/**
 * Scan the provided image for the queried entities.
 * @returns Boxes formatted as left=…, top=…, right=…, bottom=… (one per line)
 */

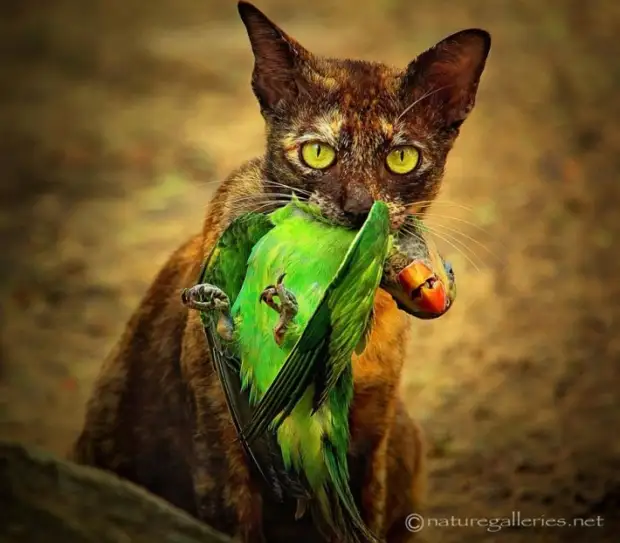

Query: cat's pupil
left=316, top=145, right=322, bottom=158
left=399, top=150, right=405, bottom=162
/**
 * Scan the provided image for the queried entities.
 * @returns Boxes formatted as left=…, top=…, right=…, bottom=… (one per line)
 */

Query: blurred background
left=1, top=0, right=619, bottom=541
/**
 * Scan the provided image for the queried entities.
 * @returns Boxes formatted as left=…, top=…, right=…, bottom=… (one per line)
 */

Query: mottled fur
left=71, top=2, right=490, bottom=542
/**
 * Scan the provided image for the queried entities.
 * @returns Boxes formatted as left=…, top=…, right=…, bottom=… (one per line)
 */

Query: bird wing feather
left=197, top=212, right=309, bottom=500
left=242, top=201, right=391, bottom=442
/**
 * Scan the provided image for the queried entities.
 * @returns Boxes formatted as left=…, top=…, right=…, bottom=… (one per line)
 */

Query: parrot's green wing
left=198, top=212, right=273, bottom=465
left=242, top=201, right=391, bottom=443
left=199, top=213, right=274, bottom=306
left=199, top=212, right=310, bottom=501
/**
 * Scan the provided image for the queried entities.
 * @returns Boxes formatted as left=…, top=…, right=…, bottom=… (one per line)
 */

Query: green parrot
left=182, top=199, right=388, bottom=542
left=181, top=199, right=457, bottom=542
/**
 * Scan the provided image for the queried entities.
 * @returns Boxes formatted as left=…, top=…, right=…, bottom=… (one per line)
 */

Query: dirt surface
left=1, top=1, right=620, bottom=541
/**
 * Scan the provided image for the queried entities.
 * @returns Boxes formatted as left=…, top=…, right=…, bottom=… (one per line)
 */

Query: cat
left=71, top=2, right=490, bottom=542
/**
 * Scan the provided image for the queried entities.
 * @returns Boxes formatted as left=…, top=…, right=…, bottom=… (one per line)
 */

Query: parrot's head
left=383, top=231, right=456, bottom=319
left=395, top=257, right=455, bottom=319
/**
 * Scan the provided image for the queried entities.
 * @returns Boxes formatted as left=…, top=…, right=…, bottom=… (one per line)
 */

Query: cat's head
left=238, top=1, right=491, bottom=229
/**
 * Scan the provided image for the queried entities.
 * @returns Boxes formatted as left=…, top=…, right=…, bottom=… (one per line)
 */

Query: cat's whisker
left=222, top=195, right=296, bottom=213
left=226, top=192, right=300, bottom=207
left=399, top=226, right=428, bottom=247
left=422, top=220, right=505, bottom=265
left=403, top=199, right=476, bottom=213
left=247, top=203, right=285, bottom=214
left=244, top=197, right=295, bottom=208
left=238, top=197, right=295, bottom=205
left=421, top=225, right=483, bottom=272
left=203, top=192, right=266, bottom=211
left=231, top=191, right=298, bottom=200
left=261, top=179, right=312, bottom=196
left=403, top=216, right=483, bottom=271
left=233, top=192, right=293, bottom=198
left=193, top=178, right=313, bottom=199
left=422, top=212, right=495, bottom=237
left=423, top=223, right=497, bottom=268
left=396, top=85, right=454, bottom=123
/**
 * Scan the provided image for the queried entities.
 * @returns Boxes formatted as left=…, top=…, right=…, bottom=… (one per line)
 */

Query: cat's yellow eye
left=300, top=141, right=336, bottom=170
left=385, top=146, right=420, bottom=175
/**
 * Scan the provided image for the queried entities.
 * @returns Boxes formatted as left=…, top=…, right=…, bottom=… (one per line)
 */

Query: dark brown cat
left=71, top=2, right=490, bottom=542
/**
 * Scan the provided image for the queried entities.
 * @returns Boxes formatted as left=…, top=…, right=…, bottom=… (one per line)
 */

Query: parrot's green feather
left=242, top=201, right=391, bottom=441
left=237, top=201, right=390, bottom=543
left=198, top=212, right=312, bottom=501
left=232, top=207, right=357, bottom=403
left=199, top=212, right=275, bottom=305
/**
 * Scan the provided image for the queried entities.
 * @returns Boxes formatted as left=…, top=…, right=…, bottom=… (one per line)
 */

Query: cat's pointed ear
left=402, top=29, right=491, bottom=129
left=238, top=2, right=310, bottom=113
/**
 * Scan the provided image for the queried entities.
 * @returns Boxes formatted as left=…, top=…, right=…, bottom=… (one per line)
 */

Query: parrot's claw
left=259, top=284, right=281, bottom=313
left=259, top=273, right=298, bottom=346
left=216, top=314, right=235, bottom=342
left=295, top=497, right=308, bottom=520
left=181, top=284, right=230, bottom=313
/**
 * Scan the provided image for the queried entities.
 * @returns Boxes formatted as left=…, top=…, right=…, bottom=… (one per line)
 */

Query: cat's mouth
left=308, top=193, right=404, bottom=232
left=306, top=194, right=352, bottom=227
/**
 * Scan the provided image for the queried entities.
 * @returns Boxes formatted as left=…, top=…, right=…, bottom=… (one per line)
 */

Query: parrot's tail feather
left=308, top=487, right=379, bottom=543
left=322, top=440, right=382, bottom=543
left=307, top=488, right=347, bottom=543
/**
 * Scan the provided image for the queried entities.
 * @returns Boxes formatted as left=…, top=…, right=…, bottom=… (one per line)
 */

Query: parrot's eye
left=444, top=260, right=454, bottom=278
left=385, top=145, right=420, bottom=175
left=300, top=141, right=337, bottom=170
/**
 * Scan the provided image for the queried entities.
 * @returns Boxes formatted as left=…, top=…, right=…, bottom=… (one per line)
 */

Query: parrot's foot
left=259, top=273, right=298, bottom=346
left=215, top=314, right=235, bottom=342
left=181, top=283, right=230, bottom=312
left=182, top=284, right=234, bottom=340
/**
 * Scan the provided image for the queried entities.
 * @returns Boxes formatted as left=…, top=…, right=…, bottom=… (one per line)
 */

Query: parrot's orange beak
left=398, top=261, right=448, bottom=316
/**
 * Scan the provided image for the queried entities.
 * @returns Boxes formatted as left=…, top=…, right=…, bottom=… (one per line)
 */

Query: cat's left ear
left=402, top=29, right=491, bottom=129
left=238, top=1, right=311, bottom=114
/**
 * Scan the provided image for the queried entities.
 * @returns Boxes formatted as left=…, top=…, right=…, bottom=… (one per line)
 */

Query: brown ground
left=1, top=1, right=619, bottom=541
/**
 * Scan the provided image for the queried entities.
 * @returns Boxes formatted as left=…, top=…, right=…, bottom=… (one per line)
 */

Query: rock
left=0, top=440, right=232, bottom=543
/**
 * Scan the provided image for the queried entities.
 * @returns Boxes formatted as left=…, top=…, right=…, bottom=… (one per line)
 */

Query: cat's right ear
left=402, top=29, right=491, bottom=130
left=238, top=2, right=309, bottom=114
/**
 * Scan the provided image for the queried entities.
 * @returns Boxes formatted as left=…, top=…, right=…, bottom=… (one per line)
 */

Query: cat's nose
left=342, top=183, right=374, bottom=222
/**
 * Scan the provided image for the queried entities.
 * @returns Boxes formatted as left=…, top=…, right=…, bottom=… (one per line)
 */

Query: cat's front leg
left=182, top=312, right=265, bottom=542
left=362, top=428, right=391, bottom=539
left=361, top=398, right=427, bottom=542
left=383, top=401, right=427, bottom=542
left=189, top=399, right=266, bottom=543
